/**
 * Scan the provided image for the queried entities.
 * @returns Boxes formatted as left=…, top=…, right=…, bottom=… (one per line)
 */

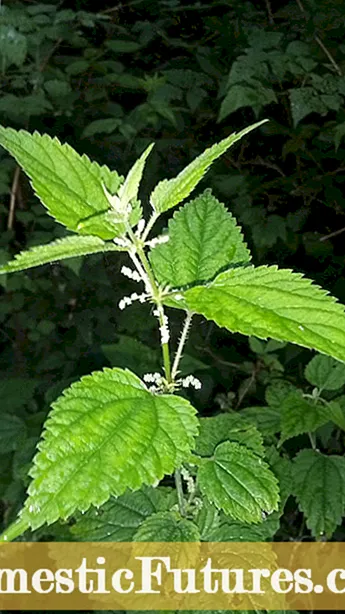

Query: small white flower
left=136, top=218, right=146, bottom=236
left=114, top=237, right=131, bottom=248
left=160, top=324, right=170, bottom=344
left=174, top=294, right=184, bottom=301
left=146, top=235, right=170, bottom=248
left=181, top=375, right=202, bottom=390
left=121, top=266, right=142, bottom=283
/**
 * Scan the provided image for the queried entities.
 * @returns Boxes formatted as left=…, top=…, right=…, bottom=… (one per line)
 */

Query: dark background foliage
left=1, top=0, right=345, bottom=546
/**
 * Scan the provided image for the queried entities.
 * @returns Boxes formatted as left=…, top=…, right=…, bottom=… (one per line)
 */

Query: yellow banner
left=1, top=542, right=345, bottom=609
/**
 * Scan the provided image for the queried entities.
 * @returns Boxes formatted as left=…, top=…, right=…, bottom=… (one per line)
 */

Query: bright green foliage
left=305, top=354, right=345, bottom=391
left=20, top=368, right=198, bottom=530
left=118, top=143, right=154, bottom=211
left=0, top=236, right=122, bottom=275
left=265, top=447, right=293, bottom=509
left=134, top=511, right=200, bottom=541
left=292, top=450, right=345, bottom=538
left=150, top=190, right=250, bottom=287
left=0, top=127, right=131, bottom=239
left=71, top=487, right=169, bottom=541
left=198, top=441, right=280, bottom=523
left=195, top=413, right=265, bottom=457
left=279, top=392, right=329, bottom=444
left=182, top=265, right=345, bottom=364
left=150, top=121, right=266, bottom=213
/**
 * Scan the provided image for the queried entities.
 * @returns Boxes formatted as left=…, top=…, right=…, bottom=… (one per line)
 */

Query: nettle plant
left=1, top=119, right=345, bottom=543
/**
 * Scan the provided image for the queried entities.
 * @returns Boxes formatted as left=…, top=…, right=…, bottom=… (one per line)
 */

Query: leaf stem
left=174, top=468, right=186, bottom=517
left=171, top=311, right=193, bottom=380
left=0, top=517, right=29, bottom=542
left=308, top=432, right=317, bottom=450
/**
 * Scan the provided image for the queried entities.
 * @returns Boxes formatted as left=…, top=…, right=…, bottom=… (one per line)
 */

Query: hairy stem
left=171, top=311, right=193, bottom=380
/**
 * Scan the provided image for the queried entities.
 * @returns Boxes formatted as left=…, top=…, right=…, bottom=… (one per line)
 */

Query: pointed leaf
left=71, top=486, right=168, bottom=542
left=198, top=441, right=280, bottom=523
left=150, top=121, right=267, bottom=214
left=0, top=236, right=122, bottom=275
left=119, top=143, right=154, bottom=209
left=182, top=265, right=345, bottom=364
left=305, top=354, right=345, bottom=391
left=195, top=413, right=265, bottom=458
left=19, top=368, right=198, bottom=530
left=0, top=414, right=26, bottom=453
left=134, top=511, right=200, bottom=541
left=196, top=501, right=220, bottom=540
left=292, top=449, right=345, bottom=537
left=0, top=126, right=136, bottom=239
left=150, top=190, right=250, bottom=287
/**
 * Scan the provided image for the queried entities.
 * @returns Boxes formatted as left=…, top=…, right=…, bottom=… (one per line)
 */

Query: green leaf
left=305, top=354, right=345, bottom=391
left=150, top=190, right=250, bottom=287
left=195, top=413, right=265, bottom=457
left=71, top=486, right=168, bottom=541
left=134, top=511, right=200, bottom=541
left=240, top=406, right=281, bottom=437
left=292, top=449, right=345, bottom=537
left=0, top=26, right=27, bottom=68
left=82, top=118, right=122, bottom=138
left=0, top=126, right=129, bottom=240
left=119, top=143, right=154, bottom=210
left=0, top=236, right=122, bottom=275
left=265, top=380, right=299, bottom=409
left=196, top=501, right=220, bottom=540
left=279, top=392, right=329, bottom=444
left=219, top=85, right=277, bottom=121
left=19, top=367, right=198, bottom=530
left=207, top=514, right=280, bottom=541
left=265, top=447, right=292, bottom=509
left=0, top=414, right=27, bottom=453
left=198, top=441, right=279, bottom=523
left=182, top=265, right=345, bottom=364
left=150, top=121, right=266, bottom=214
left=106, top=40, right=142, bottom=53
left=0, top=378, right=37, bottom=413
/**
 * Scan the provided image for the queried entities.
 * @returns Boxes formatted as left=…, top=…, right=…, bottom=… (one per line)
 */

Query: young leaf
left=279, top=392, right=329, bottom=444
left=207, top=514, right=280, bottom=541
left=305, top=354, right=345, bottom=391
left=118, top=142, right=154, bottom=210
left=292, top=449, right=345, bottom=538
left=195, top=413, right=265, bottom=458
left=150, top=120, right=267, bottom=214
left=71, top=486, right=168, bottom=541
left=149, top=190, right=251, bottom=287
left=134, top=511, right=200, bottom=541
left=196, top=500, right=220, bottom=540
left=182, top=265, right=345, bottom=364
left=0, top=236, right=122, bottom=275
left=198, top=441, right=280, bottom=523
left=19, top=368, right=198, bottom=530
left=0, top=126, right=133, bottom=239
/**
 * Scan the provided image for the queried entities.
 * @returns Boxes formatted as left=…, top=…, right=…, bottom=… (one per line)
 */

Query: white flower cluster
left=180, top=375, right=202, bottom=390
left=146, top=235, right=170, bottom=249
left=180, top=466, right=195, bottom=495
left=114, top=237, right=132, bottom=249
left=143, top=372, right=164, bottom=393
left=118, top=292, right=148, bottom=310
left=121, top=265, right=141, bottom=283
left=153, top=309, right=170, bottom=344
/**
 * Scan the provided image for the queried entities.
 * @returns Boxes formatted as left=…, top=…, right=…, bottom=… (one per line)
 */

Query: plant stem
left=0, top=517, right=29, bottom=542
left=174, top=468, right=186, bottom=517
left=308, top=432, right=317, bottom=450
left=171, top=311, right=193, bottom=380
